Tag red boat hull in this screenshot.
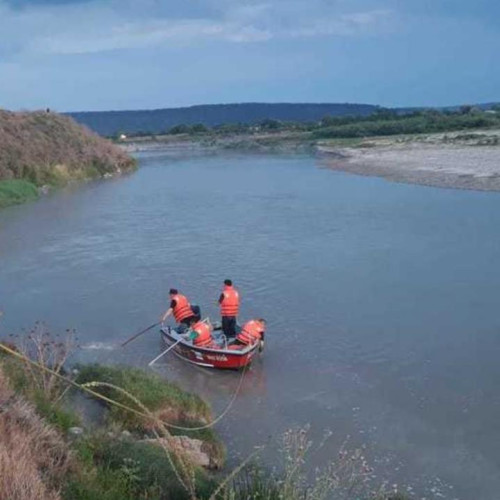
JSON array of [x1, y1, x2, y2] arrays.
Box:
[[160, 327, 259, 369]]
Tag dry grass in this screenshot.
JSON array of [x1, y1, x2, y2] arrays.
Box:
[[214, 427, 401, 500], [0, 368, 72, 500], [0, 109, 136, 185]]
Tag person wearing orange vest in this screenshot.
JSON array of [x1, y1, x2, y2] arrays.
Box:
[[160, 288, 196, 329], [187, 319, 214, 348], [218, 279, 240, 338], [235, 319, 266, 349]]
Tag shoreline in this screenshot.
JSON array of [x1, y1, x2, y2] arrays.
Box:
[[319, 142, 500, 192], [119, 130, 500, 192]]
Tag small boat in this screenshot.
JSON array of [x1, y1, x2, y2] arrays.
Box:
[[160, 324, 260, 369]]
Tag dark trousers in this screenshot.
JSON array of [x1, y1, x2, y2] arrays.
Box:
[[222, 316, 237, 338], [177, 316, 196, 333]]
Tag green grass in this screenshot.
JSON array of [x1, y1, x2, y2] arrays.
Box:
[[0, 179, 38, 208], [32, 391, 81, 432], [75, 364, 226, 468], [75, 364, 212, 430], [65, 434, 216, 500], [0, 358, 81, 432]]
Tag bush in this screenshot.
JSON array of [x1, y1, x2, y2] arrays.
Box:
[[63, 465, 138, 500], [169, 124, 190, 134], [66, 435, 216, 500], [314, 109, 500, 139]]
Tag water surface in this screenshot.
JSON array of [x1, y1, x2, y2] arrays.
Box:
[[1, 151, 500, 499]]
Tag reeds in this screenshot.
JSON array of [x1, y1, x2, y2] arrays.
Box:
[[0, 368, 71, 500]]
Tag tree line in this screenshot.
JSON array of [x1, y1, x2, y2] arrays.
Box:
[[117, 106, 500, 140]]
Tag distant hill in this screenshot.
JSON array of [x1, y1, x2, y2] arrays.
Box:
[[0, 109, 135, 185], [68, 102, 380, 136]]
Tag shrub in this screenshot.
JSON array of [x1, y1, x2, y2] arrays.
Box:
[[65, 434, 216, 500], [314, 109, 500, 139]]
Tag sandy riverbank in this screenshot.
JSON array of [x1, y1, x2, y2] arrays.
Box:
[[319, 141, 500, 191]]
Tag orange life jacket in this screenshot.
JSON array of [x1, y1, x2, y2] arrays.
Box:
[[236, 320, 264, 345], [192, 321, 213, 347], [171, 293, 192, 323], [220, 285, 240, 317]]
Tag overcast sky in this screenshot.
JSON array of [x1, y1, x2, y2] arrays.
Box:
[[1, 0, 499, 111]]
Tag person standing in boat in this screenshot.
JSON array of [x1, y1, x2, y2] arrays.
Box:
[[160, 288, 197, 330], [218, 279, 240, 338]]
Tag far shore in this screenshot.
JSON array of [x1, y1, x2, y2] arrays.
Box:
[[120, 129, 500, 192], [317, 128, 500, 191], [319, 142, 500, 192]]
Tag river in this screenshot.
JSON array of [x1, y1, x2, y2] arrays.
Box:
[[1, 150, 500, 499]]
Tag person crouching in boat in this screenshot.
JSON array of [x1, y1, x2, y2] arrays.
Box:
[[234, 319, 266, 351], [160, 288, 197, 332], [218, 279, 239, 338], [187, 319, 215, 348]]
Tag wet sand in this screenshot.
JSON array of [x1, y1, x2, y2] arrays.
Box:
[[320, 143, 500, 191]]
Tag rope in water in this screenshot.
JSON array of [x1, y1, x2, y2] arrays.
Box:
[[0, 340, 249, 432]]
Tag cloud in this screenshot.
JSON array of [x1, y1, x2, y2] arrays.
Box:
[[0, 0, 396, 56], [5, 0, 91, 7], [36, 19, 273, 54]]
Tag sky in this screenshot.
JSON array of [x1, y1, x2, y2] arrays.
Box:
[[0, 0, 499, 112]]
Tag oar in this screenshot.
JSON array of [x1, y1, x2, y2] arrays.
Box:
[[148, 338, 182, 366], [121, 322, 160, 347]]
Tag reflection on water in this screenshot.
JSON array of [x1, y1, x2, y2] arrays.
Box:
[[1, 151, 500, 499]]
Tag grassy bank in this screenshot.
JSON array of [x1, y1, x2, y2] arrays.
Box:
[[0, 179, 39, 208], [0, 109, 137, 209], [0, 354, 221, 499], [0, 326, 407, 500], [75, 364, 225, 467]]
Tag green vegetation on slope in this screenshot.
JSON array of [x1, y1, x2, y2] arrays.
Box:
[[66, 435, 216, 500], [75, 364, 212, 430], [75, 364, 225, 466], [120, 106, 500, 143], [0, 359, 217, 500], [313, 108, 500, 139], [0, 179, 39, 208], [69, 102, 379, 136], [0, 333, 406, 500]]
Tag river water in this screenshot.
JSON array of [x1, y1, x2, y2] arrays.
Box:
[[1, 150, 500, 499]]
